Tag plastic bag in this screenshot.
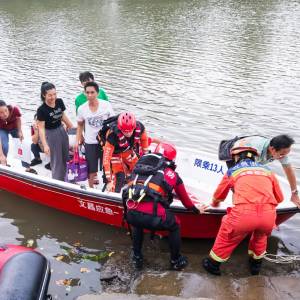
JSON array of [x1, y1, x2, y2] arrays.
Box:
[[13, 138, 32, 164], [65, 150, 88, 183]]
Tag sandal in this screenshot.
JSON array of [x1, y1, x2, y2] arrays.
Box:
[[26, 168, 38, 175]]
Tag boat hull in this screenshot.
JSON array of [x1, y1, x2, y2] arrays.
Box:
[[0, 170, 298, 239]]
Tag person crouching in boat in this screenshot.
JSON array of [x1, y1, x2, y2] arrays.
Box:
[[0, 100, 23, 166], [103, 112, 149, 193], [0, 100, 37, 173], [202, 147, 284, 276], [123, 142, 208, 270]]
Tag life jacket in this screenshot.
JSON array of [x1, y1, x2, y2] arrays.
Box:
[[123, 153, 174, 212], [107, 121, 144, 154]]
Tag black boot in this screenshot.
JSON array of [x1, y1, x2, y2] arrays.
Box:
[[202, 257, 221, 276], [170, 255, 188, 271], [249, 257, 262, 275], [132, 253, 143, 270]]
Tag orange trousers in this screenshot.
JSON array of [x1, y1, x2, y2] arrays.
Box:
[[210, 204, 276, 262], [111, 149, 138, 185]]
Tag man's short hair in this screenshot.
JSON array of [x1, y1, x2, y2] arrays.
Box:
[[84, 81, 99, 93], [270, 134, 295, 151], [79, 72, 94, 83]]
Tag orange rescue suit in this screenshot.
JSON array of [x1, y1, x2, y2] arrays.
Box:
[[103, 125, 148, 184], [210, 159, 284, 262]]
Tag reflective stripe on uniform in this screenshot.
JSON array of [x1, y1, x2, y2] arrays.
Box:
[[209, 250, 230, 263], [248, 249, 266, 259]]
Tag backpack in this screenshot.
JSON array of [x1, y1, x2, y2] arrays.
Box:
[[122, 153, 174, 237], [96, 114, 119, 147], [123, 153, 173, 205], [96, 114, 119, 172], [218, 136, 242, 161]]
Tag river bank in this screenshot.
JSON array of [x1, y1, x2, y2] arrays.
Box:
[[75, 238, 300, 300]]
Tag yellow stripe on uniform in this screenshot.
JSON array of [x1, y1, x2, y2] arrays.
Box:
[[209, 250, 230, 263], [248, 250, 266, 259], [232, 167, 272, 178]]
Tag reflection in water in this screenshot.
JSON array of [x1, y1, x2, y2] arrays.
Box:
[[0, 190, 130, 298], [0, 0, 300, 298]]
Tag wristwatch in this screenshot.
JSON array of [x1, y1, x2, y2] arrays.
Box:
[[291, 189, 298, 195]]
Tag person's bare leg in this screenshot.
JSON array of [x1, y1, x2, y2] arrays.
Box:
[[88, 172, 96, 188]]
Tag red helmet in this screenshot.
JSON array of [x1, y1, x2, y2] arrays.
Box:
[[155, 142, 177, 161], [117, 112, 136, 132]]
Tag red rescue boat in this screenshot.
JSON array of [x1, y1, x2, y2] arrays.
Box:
[[0, 144, 298, 238]]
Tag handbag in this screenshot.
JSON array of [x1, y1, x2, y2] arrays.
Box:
[[65, 150, 88, 183]]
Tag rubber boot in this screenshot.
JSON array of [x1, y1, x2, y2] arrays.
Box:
[[202, 257, 221, 275], [170, 255, 188, 271], [249, 256, 262, 275], [132, 253, 143, 270]]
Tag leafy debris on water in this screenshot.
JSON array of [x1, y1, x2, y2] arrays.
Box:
[[73, 241, 82, 247], [26, 239, 34, 248], [54, 254, 71, 263], [55, 255, 64, 261], [54, 245, 113, 264], [80, 267, 91, 273], [55, 278, 80, 287]]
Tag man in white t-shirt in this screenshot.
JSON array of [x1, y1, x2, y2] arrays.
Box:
[[76, 81, 114, 188]]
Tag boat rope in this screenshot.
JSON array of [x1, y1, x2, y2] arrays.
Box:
[[263, 253, 300, 264]]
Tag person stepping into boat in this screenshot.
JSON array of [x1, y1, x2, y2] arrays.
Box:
[[76, 81, 114, 188], [219, 134, 300, 208], [123, 142, 208, 270], [202, 147, 284, 276], [103, 112, 149, 193]]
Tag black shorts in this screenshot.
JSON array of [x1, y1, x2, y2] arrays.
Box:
[[85, 143, 101, 174]]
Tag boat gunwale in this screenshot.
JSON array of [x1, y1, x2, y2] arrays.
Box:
[[1, 166, 299, 217]]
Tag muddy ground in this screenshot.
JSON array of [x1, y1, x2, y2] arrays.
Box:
[[96, 235, 300, 300]]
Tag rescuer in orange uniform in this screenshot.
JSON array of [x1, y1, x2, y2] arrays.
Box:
[[202, 147, 284, 276], [103, 112, 149, 192]]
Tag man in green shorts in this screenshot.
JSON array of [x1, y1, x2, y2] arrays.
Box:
[[75, 71, 109, 114]]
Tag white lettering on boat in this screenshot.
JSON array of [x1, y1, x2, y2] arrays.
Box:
[[78, 199, 117, 215], [194, 158, 224, 174]]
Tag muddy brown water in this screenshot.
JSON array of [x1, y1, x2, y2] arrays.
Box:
[[1, 0, 300, 299]]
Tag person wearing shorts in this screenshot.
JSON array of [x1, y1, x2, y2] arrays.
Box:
[[76, 81, 114, 188]]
